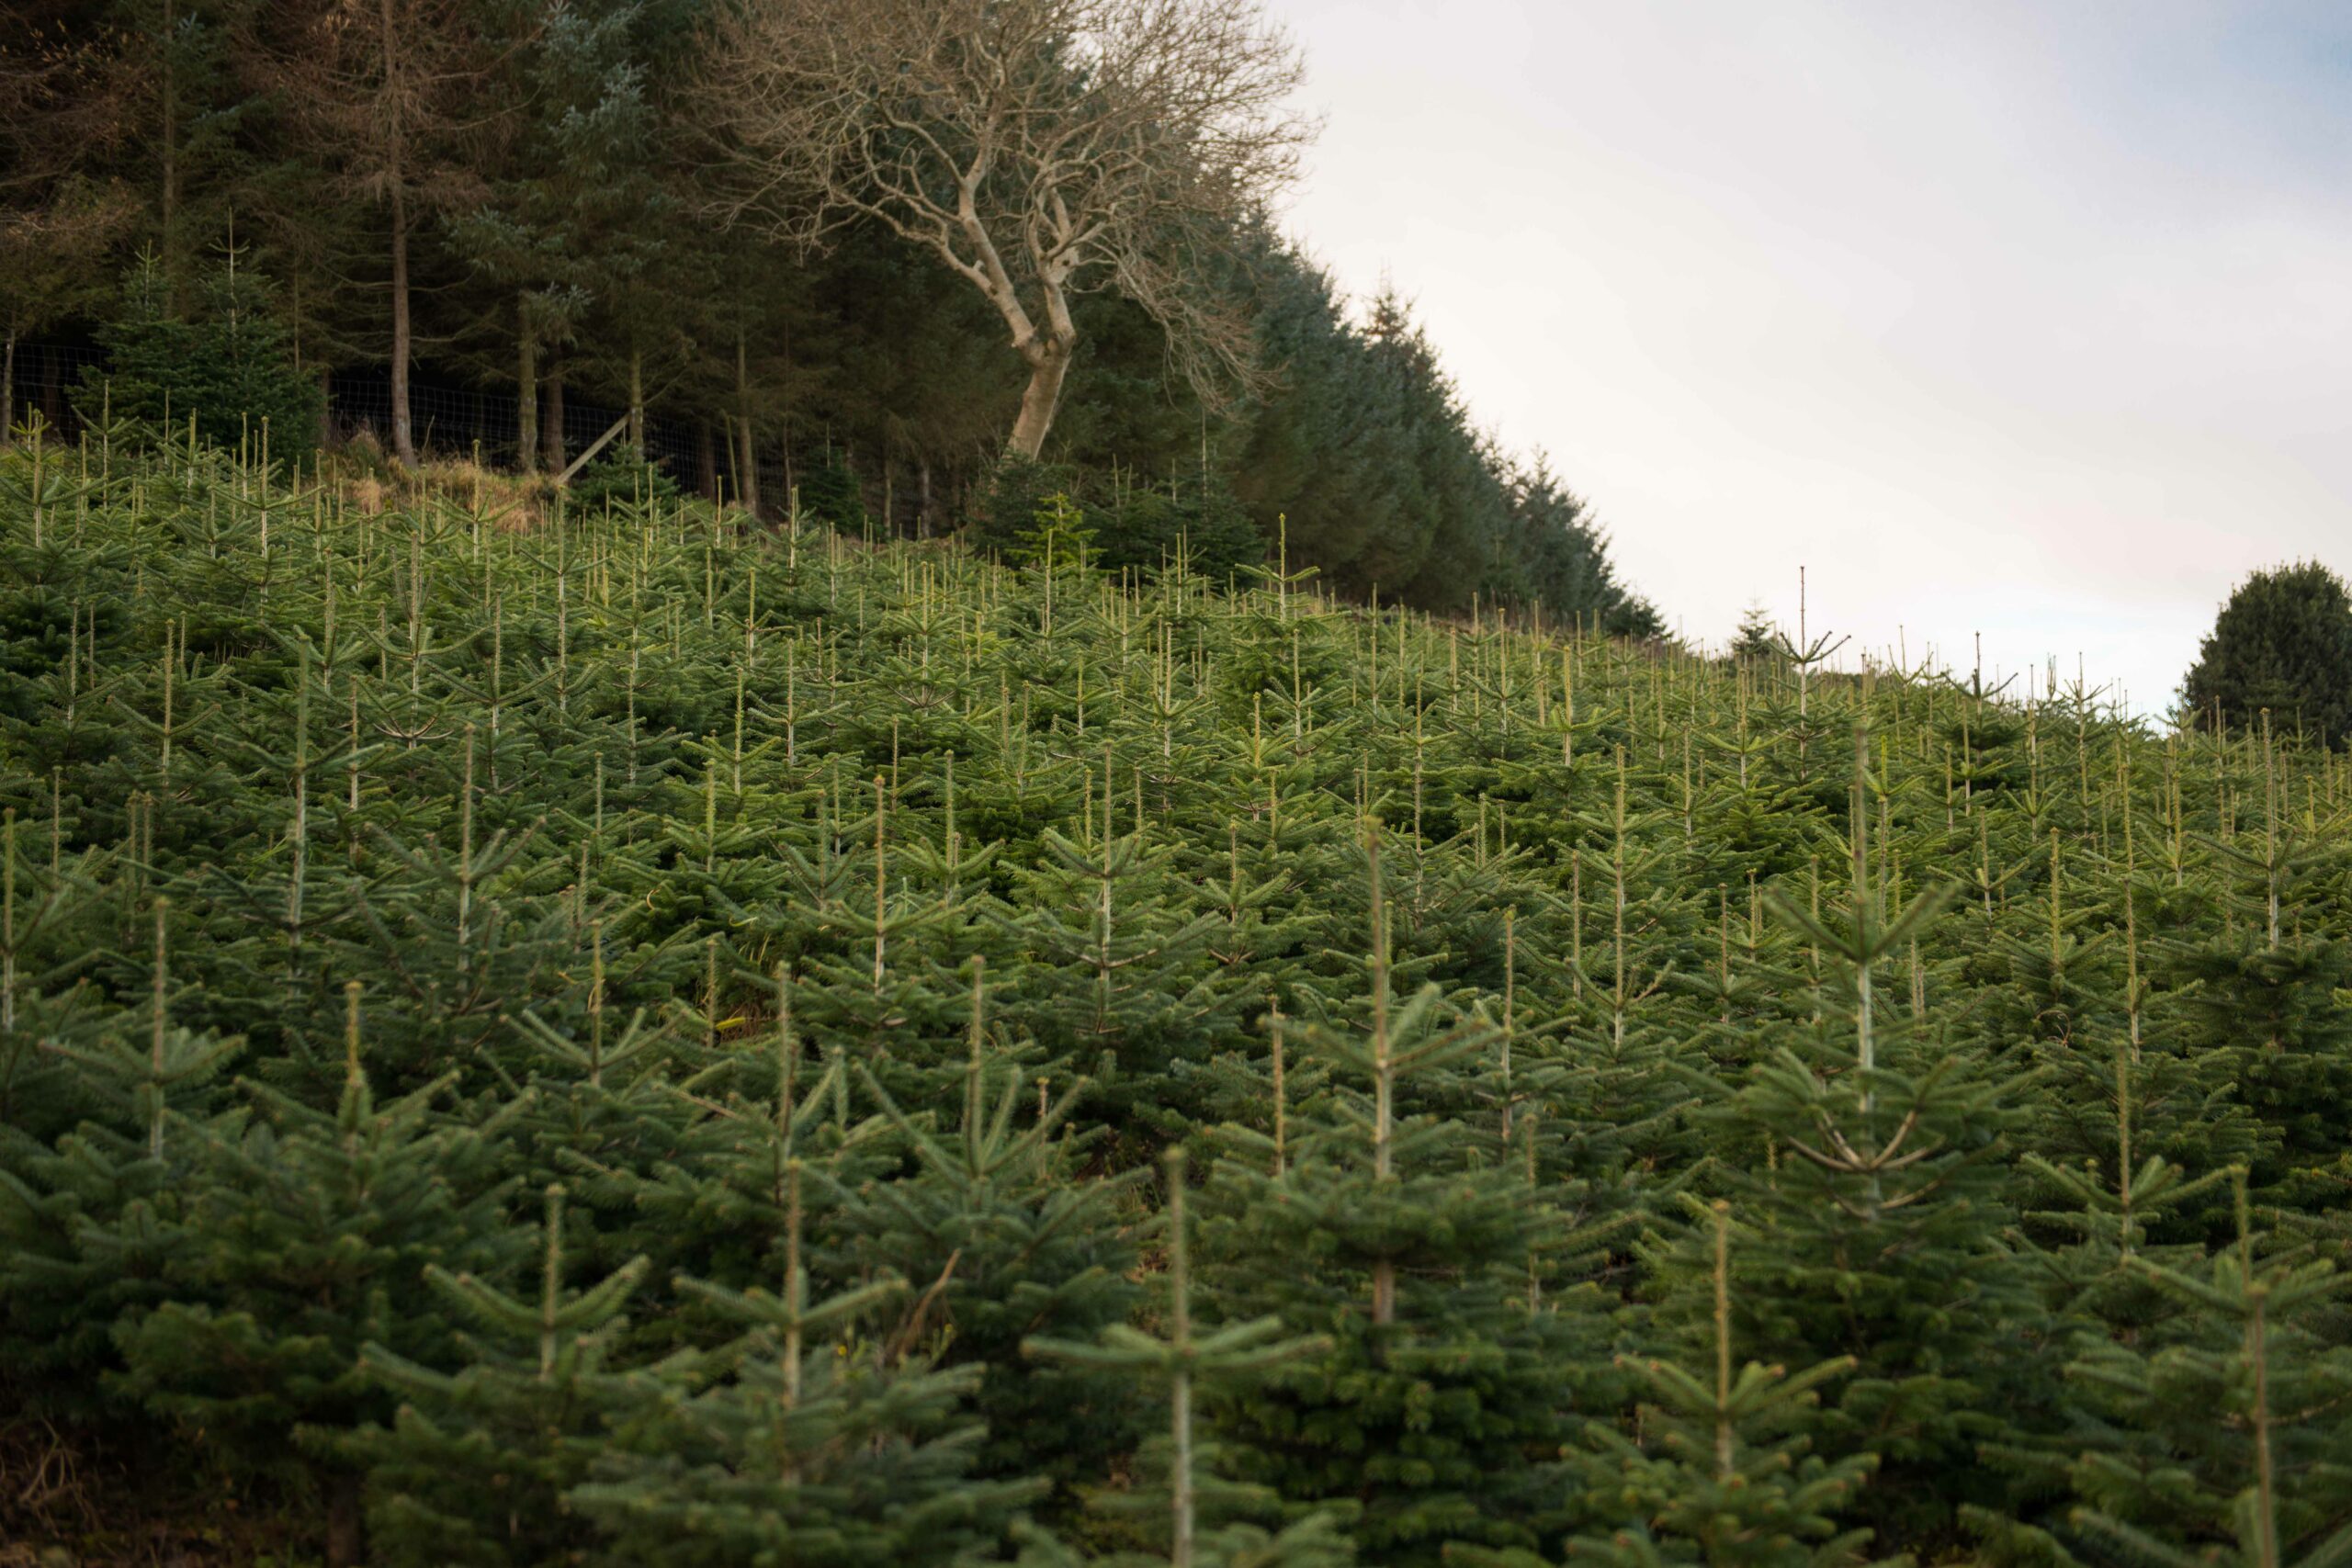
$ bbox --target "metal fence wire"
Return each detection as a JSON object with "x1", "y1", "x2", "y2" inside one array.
[{"x1": 6, "y1": 343, "x2": 812, "y2": 522}]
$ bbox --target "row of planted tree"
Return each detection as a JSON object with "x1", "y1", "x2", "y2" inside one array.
[{"x1": 2, "y1": 430, "x2": 2350, "y2": 1567}]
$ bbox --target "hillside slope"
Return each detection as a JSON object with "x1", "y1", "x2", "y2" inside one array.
[{"x1": 4, "y1": 440, "x2": 2351, "y2": 1566}]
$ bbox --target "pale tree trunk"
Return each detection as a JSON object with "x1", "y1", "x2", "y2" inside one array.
[
  {"x1": 918, "y1": 456, "x2": 933, "y2": 539},
  {"x1": 385, "y1": 189, "x2": 413, "y2": 460},
  {"x1": 734, "y1": 332, "x2": 760, "y2": 516},
  {"x1": 161, "y1": 0, "x2": 181, "y2": 312},
  {"x1": 1, "y1": 329, "x2": 15, "y2": 449},
  {"x1": 1007, "y1": 339, "x2": 1072, "y2": 459},
  {"x1": 516, "y1": 307, "x2": 538, "y2": 475},
  {"x1": 380, "y1": 0, "x2": 416, "y2": 465},
  {"x1": 387, "y1": 187, "x2": 414, "y2": 463}
]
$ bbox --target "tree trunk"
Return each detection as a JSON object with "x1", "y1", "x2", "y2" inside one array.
[
  {"x1": 516, "y1": 303, "x2": 538, "y2": 475},
  {"x1": 387, "y1": 186, "x2": 414, "y2": 464},
  {"x1": 696, "y1": 420, "x2": 717, "y2": 500},
  {"x1": 39, "y1": 344, "x2": 59, "y2": 428},
  {"x1": 1007, "y1": 341, "x2": 1073, "y2": 459},
  {"x1": 543, "y1": 367, "x2": 565, "y2": 471},
  {"x1": 325, "y1": 1471, "x2": 365, "y2": 1567},
  {"x1": 733, "y1": 332, "x2": 760, "y2": 516},
  {"x1": 161, "y1": 0, "x2": 181, "y2": 313},
  {"x1": 316, "y1": 368, "x2": 333, "y2": 452},
  {"x1": 380, "y1": 0, "x2": 415, "y2": 465},
  {"x1": 628, "y1": 347, "x2": 644, "y2": 451},
  {"x1": 1, "y1": 329, "x2": 15, "y2": 449},
  {"x1": 918, "y1": 456, "x2": 933, "y2": 539}
]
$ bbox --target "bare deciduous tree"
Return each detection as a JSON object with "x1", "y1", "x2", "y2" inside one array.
[{"x1": 704, "y1": 0, "x2": 1313, "y2": 458}]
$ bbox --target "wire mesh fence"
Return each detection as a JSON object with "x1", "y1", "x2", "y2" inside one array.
[{"x1": 5, "y1": 341, "x2": 818, "y2": 521}]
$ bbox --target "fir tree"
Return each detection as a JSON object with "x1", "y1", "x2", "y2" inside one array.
[
  {"x1": 353, "y1": 1182, "x2": 653, "y2": 1567},
  {"x1": 1197, "y1": 826, "x2": 1611, "y2": 1567},
  {"x1": 109, "y1": 986, "x2": 524, "y2": 1566}
]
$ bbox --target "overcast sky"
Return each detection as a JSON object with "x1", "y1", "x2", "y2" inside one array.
[{"x1": 1267, "y1": 0, "x2": 2352, "y2": 715}]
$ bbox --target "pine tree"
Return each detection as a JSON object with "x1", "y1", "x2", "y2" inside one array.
[
  {"x1": 843, "y1": 957, "x2": 1148, "y2": 1504},
  {"x1": 1197, "y1": 825, "x2": 1611, "y2": 1566},
  {"x1": 109, "y1": 985, "x2": 524, "y2": 1566},
  {"x1": 1026, "y1": 1146, "x2": 1346, "y2": 1568},
  {"x1": 999, "y1": 744, "x2": 1238, "y2": 1138},
  {"x1": 2162, "y1": 717, "x2": 2352, "y2": 1184},
  {"x1": 353, "y1": 1182, "x2": 653, "y2": 1567},
  {"x1": 1727, "y1": 604, "x2": 1779, "y2": 664},
  {"x1": 1697, "y1": 727, "x2": 2047, "y2": 1543},
  {"x1": 74, "y1": 249, "x2": 326, "y2": 460},
  {"x1": 1461, "y1": 1202, "x2": 1888, "y2": 1568},
  {"x1": 571, "y1": 1156, "x2": 1044, "y2": 1565},
  {"x1": 2062, "y1": 1176, "x2": 2352, "y2": 1567},
  {"x1": 2181, "y1": 563, "x2": 2352, "y2": 749}
]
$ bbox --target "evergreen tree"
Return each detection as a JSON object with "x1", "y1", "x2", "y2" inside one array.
[
  {"x1": 1729, "y1": 604, "x2": 1781, "y2": 663},
  {"x1": 353, "y1": 1182, "x2": 653, "y2": 1567},
  {"x1": 2181, "y1": 562, "x2": 2352, "y2": 749},
  {"x1": 844, "y1": 959, "x2": 1148, "y2": 1505},
  {"x1": 1026, "y1": 1147, "x2": 1348, "y2": 1568},
  {"x1": 1197, "y1": 827, "x2": 1611, "y2": 1567},
  {"x1": 1695, "y1": 728, "x2": 2048, "y2": 1545},
  {"x1": 108, "y1": 986, "x2": 524, "y2": 1565},
  {"x1": 1461, "y1": 1202, "x2": 1889, "y2": 1568},
  {"x1": 2064, "y1": 1177, "x2": 2352, "y2": 1568},
  {"x1": 571, "y1": 1158, "x2": 1044, "y2": 1566},
  {"x1": 74, "y1": 249, "x2": 325, "y2": 459}
]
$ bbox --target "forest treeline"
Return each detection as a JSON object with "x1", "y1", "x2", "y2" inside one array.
[{"x1": 0, "y1": 0, "x2": 1659, "y2": 629}]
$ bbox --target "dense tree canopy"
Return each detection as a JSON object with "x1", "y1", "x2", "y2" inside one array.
[{"x1": 0, "y1": 0, "x2": 1656, "y2": 626}]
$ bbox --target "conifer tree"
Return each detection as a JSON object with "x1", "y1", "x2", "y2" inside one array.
[
  {"x1": 1695, "y1": 728, "x2": 2046, "y2": 1543},
  {"x1": 843, "y1": 957, "x2": 1148, "y2": 1503},
  {"x1": 1461, "y1": 1202, "x2": 1888, "y2": 1568},
  {"x1": 353, "y1": 1182, "x2": 653, "y2": 1566},
  {"x1": 1026, "y1": 1147, "x2": 1348, "y2": 1568},
  {"x1": 2182, "y1": 563, "x2": 2352, "y2": 748},
  {"x1": 109, "y1": 985, "x2": 524, "y2": 1565},
  {"x1": 2060, "y1": 1176, "x2": 2352, "y2": 1567},
  {"x1": 571, "y1": 1156, "x2": 1044, "y2": 1565},
  {"x1": 1197, "y1": 826, "x2": 1611, "y2": 1566}
]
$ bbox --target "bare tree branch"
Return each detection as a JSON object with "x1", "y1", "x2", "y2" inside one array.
[{"x1": 700, "y1": 0, "x2": 1315, "y2": 457}]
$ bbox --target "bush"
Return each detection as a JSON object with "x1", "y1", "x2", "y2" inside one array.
[
  {"x1": 2181, "y1": 560, "x2": 2352, "y2": 747},
  {"x1": 74, "y1": 250, "x2": 324, "y2": 465}
]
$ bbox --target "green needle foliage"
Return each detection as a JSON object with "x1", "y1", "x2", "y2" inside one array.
[
  {"x1": 2182, "y1": 563, "x2": 2352, "y2": 750},
  {"x1": 1464, "y1": 1202, "x2": 1889, "y2": 1568},
  {"x1": 1, "y1": 437, "x2": 2350, "y2": 1568},
  {"x1": 352, "y1": 1182, "x2": 653, "y2": 1566}
]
